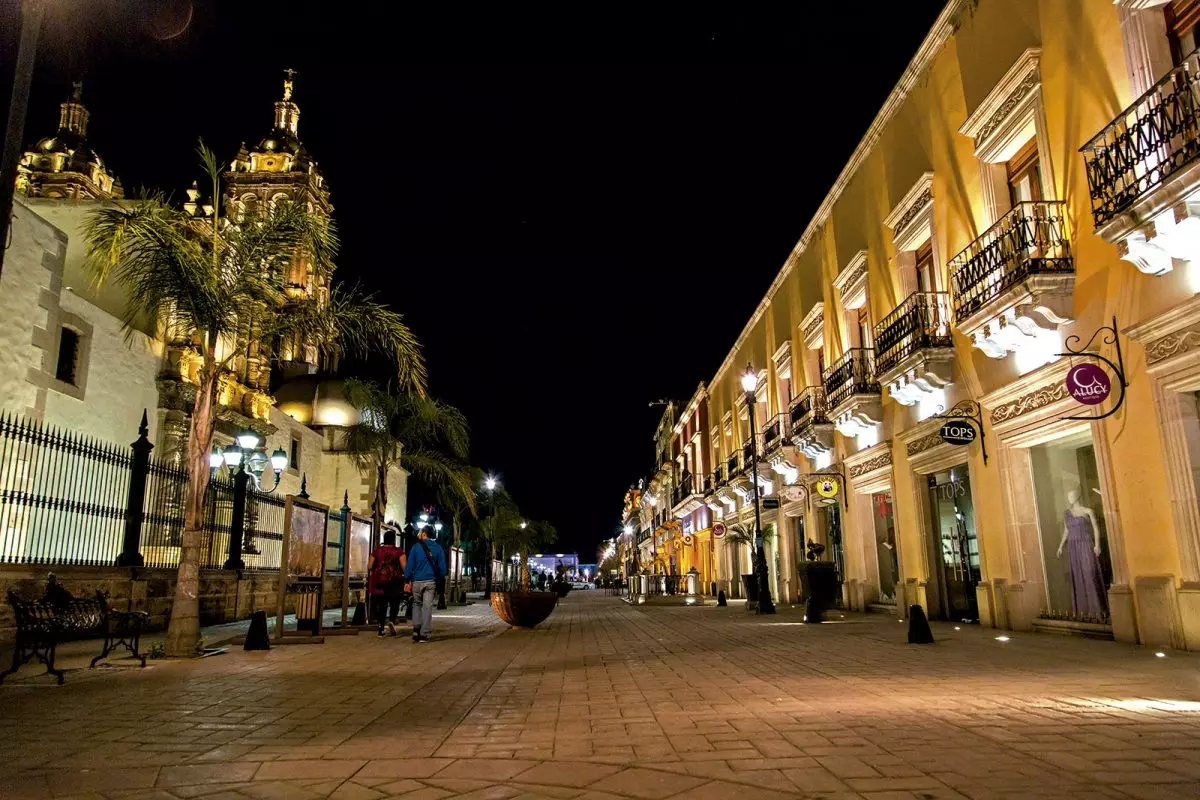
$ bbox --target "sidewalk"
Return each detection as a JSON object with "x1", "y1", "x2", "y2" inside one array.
[{"x1": 2, "y1": 591, "x2": 1200, "y2": 799}]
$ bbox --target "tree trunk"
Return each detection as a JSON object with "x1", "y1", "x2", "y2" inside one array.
[
  {"x1": 520, "y1": 547, "x2": 530, "y2": 592},
  {"x1": 165, "y1": 369, "x2": 216, "y2": 657},
  {"x1": 485, "y1": 539, "x2": 496, "y2": 597},
  {"x1": 451, "y1": 513, "x2": 462, "y2": 600}
]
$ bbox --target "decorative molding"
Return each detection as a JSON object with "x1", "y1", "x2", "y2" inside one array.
[
  {"x1": 833, "y1": 250, "x2": 870, "y2": 311},
  {"x1": 850, "y1": 451, "x2": 892, "y2": 478},
  {"x1": 885, "y1": 173, "x2": 935, "y2": 243},
  {"x1": 990, "y1": 381, "x2": 1069, "y2": 425},
  {"x1": 707, "y1": 1, "x2": 967, "y2": 386},
  {"x1": 960, "y1": 48, "x2": 1042, "y2": 163},
  {"x1": 772, "y1": 339, "x2": 793, "y2": 378},
  {"x1": 1146, "y1": 327, "x2": 1200, "y2": 366},
  {"x1": 906, "y1": 433, "x2": 945, "y2": 457},
  {"x1": 801, "y1": 302, "x2": 825, "y2": 350}
]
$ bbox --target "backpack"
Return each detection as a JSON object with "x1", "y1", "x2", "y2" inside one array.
[{"x1": 375, "y1": 548, "x2": 399, "y2": 584}]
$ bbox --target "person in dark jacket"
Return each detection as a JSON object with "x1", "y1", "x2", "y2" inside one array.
[
  {"x1": 368, "y1": 530, "x2": 406, "y2": 636},
  {"x1": 405, "y1": 528, "x2": 446, "y2": 642}
]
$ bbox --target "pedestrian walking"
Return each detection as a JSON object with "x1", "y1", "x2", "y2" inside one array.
[
  {"x1": 406, "y1": 527, "x2": 446, "y2": 643},
  {"x1": 368, "y1": 530, "x2": 406, "y2": 637}
]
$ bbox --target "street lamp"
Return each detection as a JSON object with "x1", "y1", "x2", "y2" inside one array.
[
  {"x1": 483, "y1": 475, "x2": 498, "y2": 596},
  {"x1": 742, "y1": 363, "x2": 776, "y2": 615},
  {"x1": 220, "y1": 430, "x2": 288, "y2": 570}
]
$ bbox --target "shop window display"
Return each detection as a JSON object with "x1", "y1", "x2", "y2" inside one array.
[
  {"x1": 872, "y1": 492, "x2": 899, "y2": 604},
  {"x1": 1030, "y1": 432, "x2": 1112, "y2": 622}
]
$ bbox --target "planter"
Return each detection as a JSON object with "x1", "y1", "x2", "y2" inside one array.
[
  {"x1": 553, "y1": 582, "x2": 571, "y2": 598},
  {"x1": 490, "y1": 591, "x2": 558, "y2": 628}
]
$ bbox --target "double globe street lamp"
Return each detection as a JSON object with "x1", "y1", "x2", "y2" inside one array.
[
  {"x1": 742, "y1": 364, "x2": 776, "y2": 615},
  {"x1": 207, "y1": 430, "x2": 289, "y2": 570}
]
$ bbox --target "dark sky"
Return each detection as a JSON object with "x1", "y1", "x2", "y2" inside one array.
[{"x1": 3, "y1": 0, "x2": 944, "y2": 557}]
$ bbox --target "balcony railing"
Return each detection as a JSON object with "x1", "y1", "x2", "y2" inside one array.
[
  {"x1": 710, "y1": 464, "x2": 725, "y2": 489},
  {"x1": 726, "y1": 454, "x2": 740, "y2": 477},
  {"x1": 874, "y1": 291, "x2": 953, "y2": 375},
  {"x1": 1082, "y1": 50, "x2": 1200, "y2": 227},
  {"x1": 790, "y1": 385, "x2": 828, "y2": 430},
  {"x1": 948, "y1": 201, "x2": 1072, "y2": 324},
  {"x1": 742, "y1": 440, "x2": 754, "y2": 469},
  {"x1": 762, "y1": 414, "x2": 786, "y2": 453},
  {"x1": 823, "y1": 348, "x2": 879, "y2": 411}
]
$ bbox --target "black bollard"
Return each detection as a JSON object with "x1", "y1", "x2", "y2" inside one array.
[
  {"x1": 459, "y1": 590, "x2": 467, "y2": 604},
  {"x1": 907, "y1": 604, "x2": 935, "y2": 644},
  {"x1": 244, "y1": 610, "x2": 270, "y2": 651},
  {"x1": 717, "y1": 590, "x2": 727, "y2": 607},
  {"x1": 804, "y1": 595, "x2": 823, "y2": 624},
  {"x1": 351, "y1": 601, "x2": 366, "y2": 626}
]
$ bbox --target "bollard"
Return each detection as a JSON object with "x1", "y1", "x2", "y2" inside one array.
[
  {"x1": 907, "y1": 604, "x2": 935, "y2": 644},
  {"x1": 716, "y1": 590, "x2": 727, "y2": 607},
  {"x1": 244, "y1": 610, "x2": 270, "y2": 651},
  {"x1": 804, "y1": 595, "x2": 823, "y2": 624}
]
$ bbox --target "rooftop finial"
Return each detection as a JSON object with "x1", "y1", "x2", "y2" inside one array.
[
  {"x1": 70, "y1": 80, "x2": 83, "y2": 103},
  {"x1": 282, "y1": 68, "x2": 296, "y2": 102}
]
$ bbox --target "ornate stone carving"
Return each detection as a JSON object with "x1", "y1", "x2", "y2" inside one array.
[
  {"x1": 1146, "y1": 327, "x2": 1200, "y2": 365},
  {"x1": 990, "y1": 381, "x2": 1069, "y2": 425},
  {"x1": 906, "y1": 433, "x2": 945, "y2": 457},
  {"x1": 892, "y1": 186, "x2": 933, "y2": 242},
  {"x1": 976, "y1": 72, "x2": 1038, "y2": 144},
  {"x1": 850, "y1": 451, "x2": 892, "y2": 478}
]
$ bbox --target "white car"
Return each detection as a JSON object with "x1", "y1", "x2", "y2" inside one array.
[{"x1": 569, "y1": 580, "x2": 590, "y2": 590}]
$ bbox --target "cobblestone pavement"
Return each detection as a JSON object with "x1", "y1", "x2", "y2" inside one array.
[{"x1": 3, "y1": 592, "x2": 1200, "y2": 800}]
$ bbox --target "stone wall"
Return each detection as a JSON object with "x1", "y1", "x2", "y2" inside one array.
[{"x1": 0, "y1": 565, "x2": 351, "y2": 646}]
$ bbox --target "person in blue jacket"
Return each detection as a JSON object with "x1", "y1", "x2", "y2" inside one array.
[{"x1": 405, "y1": 527, "x2": 447, "y2": 642}]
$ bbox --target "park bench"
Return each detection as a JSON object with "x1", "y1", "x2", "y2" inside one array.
[{"x1": 1, "y1": 577, "x2": 149, "y2": 685}]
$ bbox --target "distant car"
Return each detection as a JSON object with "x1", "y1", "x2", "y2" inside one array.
[{"x1": 569, "y1": 580, "x2": 590, "y2": 590}]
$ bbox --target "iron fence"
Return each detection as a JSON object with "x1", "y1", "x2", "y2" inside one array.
[
  {"x1": 948, "y1": 201, "x2": 1072, "y2": 324},
  {"x1": 0, "y1": 410, "x2": 358, "y2": 574},
  {"x1": 1081, "y1": 49, "x2": 1200, "y2": 226},
  {"x1": 873, "y1": 291, "x2": 953, "y2": 375},
  {"x1": 762, "y1": 414, "x2": 787, "y2": 452},
  {"x1": 823, "y1": 349, "x2": 879, "y2": 412}
]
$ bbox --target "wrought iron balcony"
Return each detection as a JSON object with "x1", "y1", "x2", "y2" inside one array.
[
  {"x1": 742, "y1": 440, "x2": 754, "y2": 468},
  {"x1": 762, "y1": 414, "x2": 785, "y2": 453},
  {"x1": 874, "y1": 292, "x2": 953, "y2": 375},
  {"x1": 823, "y1": 349, "x2": 879, "y2": 412},
  {"x1": 789, "y1": 386, "x2": 828, "y2": 430},
  {"x1": 710, "y1": 464, "x2": 725, "y2": 489},
  {"x1": 1081, "y1": 50, "x2": 1200, "y2": 228},
  {"x1": 949, "y1": 201, "x2": 1072, "y2": 325}
]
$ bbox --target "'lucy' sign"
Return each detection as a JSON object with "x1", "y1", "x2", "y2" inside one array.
[{"x1": 1066, "y1": 363, "x2": 1112, "y2": 406}]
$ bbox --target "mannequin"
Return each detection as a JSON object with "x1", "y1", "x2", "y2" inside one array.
[{"x1": 1055, "y1": 489, "x2": 1108, "y2": 617}]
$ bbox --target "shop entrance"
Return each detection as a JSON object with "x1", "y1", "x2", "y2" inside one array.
[
  {"x1": 927, "y1": 469, "x2": 980, "y2": 622},
  {"x1": 872, "y1": 492, "x2": 899, "y2": 605}
]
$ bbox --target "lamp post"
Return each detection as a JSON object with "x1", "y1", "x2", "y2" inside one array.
[
  {"x1": 742, "y1": 364, "x2": 776, "y2": 615},
  {"x1": 623, "y1": 523, "x2": 636, "y2": 598},
  {"x1": 483, "y1": 475, "x2": 497, "y2": 597},
  {"x1": 222, "y1": 430, "x2": 287, "y2": 571}
]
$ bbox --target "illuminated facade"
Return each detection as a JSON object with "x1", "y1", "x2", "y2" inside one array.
[
  {"x1": 2, "y1": 72, "x2": 405, "y2": 557},
  {"x1": 627, "y1": 0, "x2": 1200, "y2": 650}
]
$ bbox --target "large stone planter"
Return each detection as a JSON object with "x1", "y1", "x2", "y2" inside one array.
[
  {"x1": 553, "y1": 581, "x2": 571, "y2": 598},
  {"x1": 490, "y1": 591, "x2": 558, "y2": 628}
]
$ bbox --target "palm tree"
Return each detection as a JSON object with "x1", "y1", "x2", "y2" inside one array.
[
  {"x1": 520, "y1": 520, "x2": 558, "y2": 591},
  {"x1": 341, "y1": 380, "x2": 475, "y2": 539},
  {"x1": 437, "y1": 466, "x2": 484, "y2": 596},
  {"x1": 481, "y1": 490, "x2": 522, "y2": 592},
  {"x1": 85, "y1": 143, "x2": 425, "y2": 657}
]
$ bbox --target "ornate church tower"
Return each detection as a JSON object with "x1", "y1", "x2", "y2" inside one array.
[
  {"x1": 16, "y1": 82, "x2": 123, "y2": 200},
  {"x1": 225, "y1": 70, "x2": 334, "y2": 380}
]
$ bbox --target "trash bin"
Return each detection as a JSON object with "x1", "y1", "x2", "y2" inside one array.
[{"x1": 797, "y1": 561, "x2": 839, "y2": 610}]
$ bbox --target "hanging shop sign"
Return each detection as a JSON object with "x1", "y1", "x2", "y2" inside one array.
[
  {"x1": 713, "y1": 522, "x2": 727, "y2": 539},
  {"x1": 1066, "y1": 363, "x2": 1112, "y2": 406},
  {"x1": 683, "y1": 534, "x2": 694, "y2": 546},
  {"x1": 939, "y1": 420, "x2": 977, "y2": 446},
  {"x1": 930, "y1": 400, "x2": 988, "y2": 465},
  {"x1": 815, "y1": 477, "x2": 839, "y2": 499},
  {"x1": 1058, "y1": 315, "x2": 1129, "y2": 422},
  {"x1": 761, "y1": 497, "x2": 780, "y2": 510}
]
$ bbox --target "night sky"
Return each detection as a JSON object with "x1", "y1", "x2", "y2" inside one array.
[{"x1": 2, "y1": 0, "x2": 944, "y2": 556}]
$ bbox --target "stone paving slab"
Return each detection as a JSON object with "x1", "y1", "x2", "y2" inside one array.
[{"x1": 2, "y1": 592, "x2": 1200, "y2": 799}]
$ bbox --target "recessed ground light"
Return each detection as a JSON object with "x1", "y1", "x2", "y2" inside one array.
[
  {"x1": 995, "y1": 636, "x2": 1010, "y2": 642},
  {"x1": 1155, "y1": 652, "x2": 1167, "y2": 658},
  {"x1": 954, "y1": 626, "x2": 961, "y2": 630}
]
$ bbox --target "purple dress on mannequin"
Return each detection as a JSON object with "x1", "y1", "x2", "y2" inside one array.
[{"x1": 1064, "y1": 509, "x2": 1107, "y2": 617}]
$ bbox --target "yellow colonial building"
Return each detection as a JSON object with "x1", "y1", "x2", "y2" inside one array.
[{"x1": 631, "y1": 0, "x2": 1200, "y2": 650}]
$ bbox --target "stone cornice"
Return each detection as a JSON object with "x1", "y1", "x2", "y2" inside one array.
[
  {"x1": 708, "y1": 0, "x2": 965, "y2": 387},
  {"x1": 960, "y1": 48, "x2": 1042, "y2": 141},
  {"x1": 885, "y1": 173, "x2": 935, "y2": 234}
]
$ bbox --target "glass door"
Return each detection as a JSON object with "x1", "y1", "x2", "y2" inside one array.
[
  {"x1": 872, "y1": 492, "x2": 899, "y2": 604},
  {"x1": 928, "y1": 469, "x2": 980, "y2": 622}
]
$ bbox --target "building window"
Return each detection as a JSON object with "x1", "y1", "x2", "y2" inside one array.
[
  {"x1": 289, "y1": 437, "x2": 301, "y2": 472},
  {"x1": 914, "y1": 240, "x2": 935, "y2": 293},
  {"x1": 1006, "y1": 137, "x2": 1042, "y2": 205},
  {"x1": 55, "y1": 327, "x2": 81, "y2": 386},
  {"x1": 1167, "y1": 0, "x2": 1200, "y2": 64}
]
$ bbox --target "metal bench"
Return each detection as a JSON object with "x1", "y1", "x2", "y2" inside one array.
[{"x1": 2, "y1": 579, "x2": 149, "y2": 685}]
